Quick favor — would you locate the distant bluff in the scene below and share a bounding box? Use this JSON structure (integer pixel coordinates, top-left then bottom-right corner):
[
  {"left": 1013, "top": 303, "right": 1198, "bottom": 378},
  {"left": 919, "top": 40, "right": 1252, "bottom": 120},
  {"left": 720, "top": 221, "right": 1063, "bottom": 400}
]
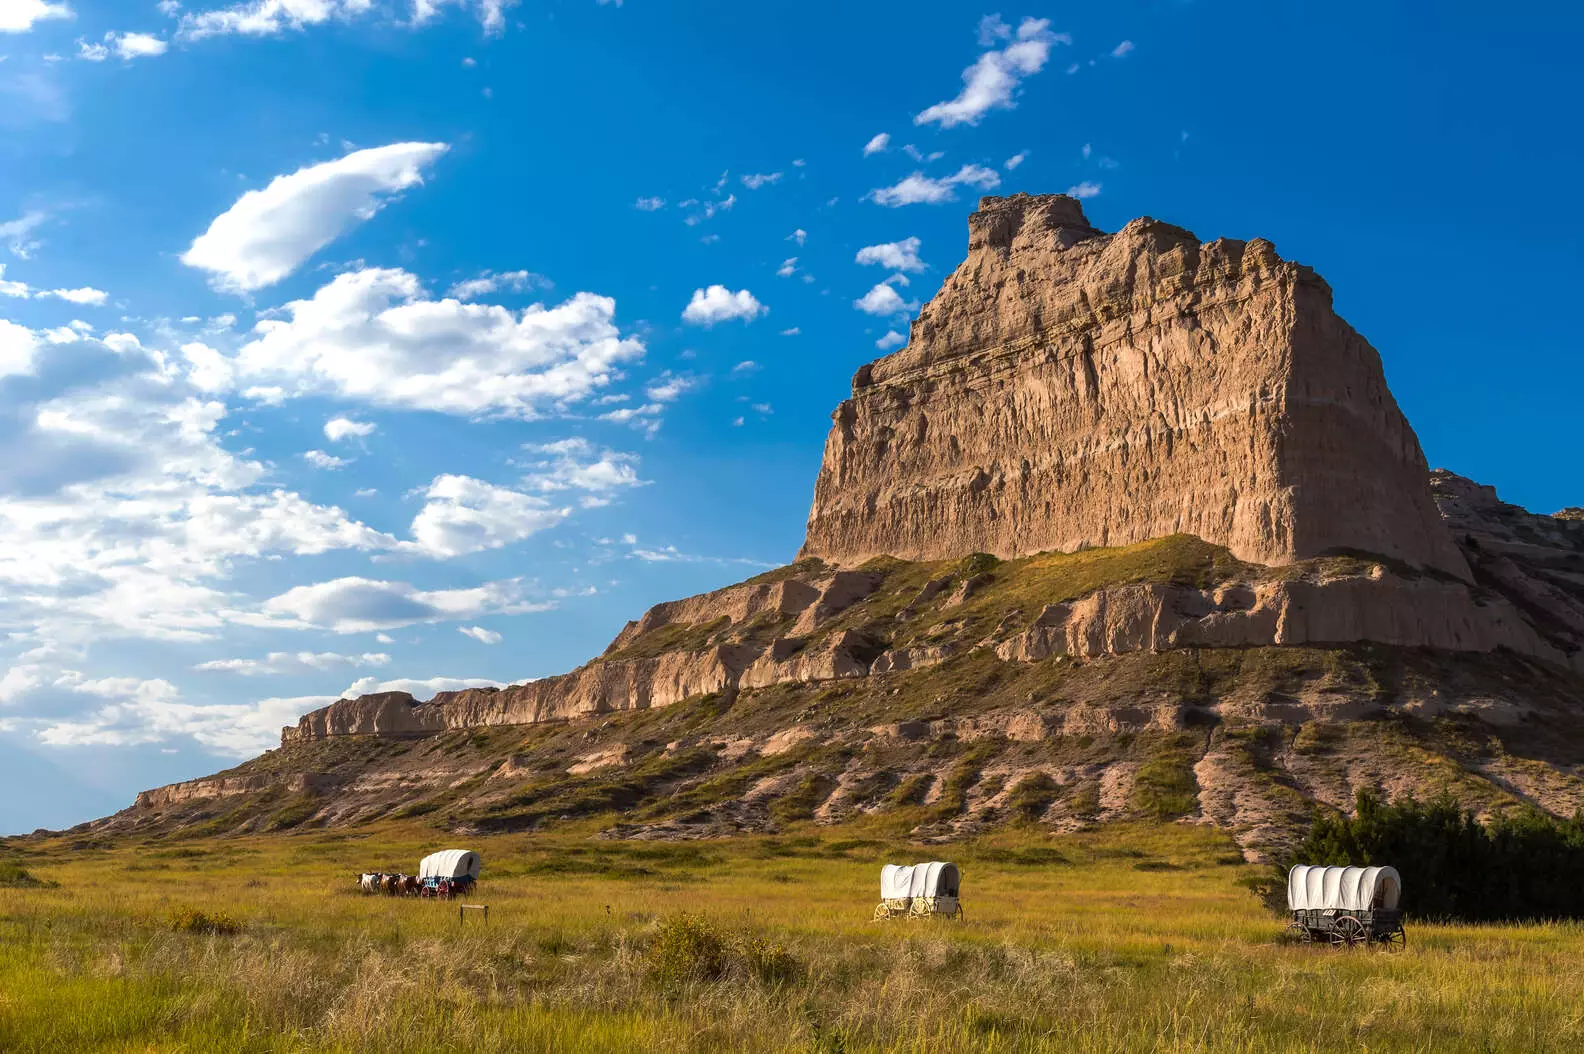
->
[{"left": 801, "top": 194, "right": 1468, "bottom": 578}]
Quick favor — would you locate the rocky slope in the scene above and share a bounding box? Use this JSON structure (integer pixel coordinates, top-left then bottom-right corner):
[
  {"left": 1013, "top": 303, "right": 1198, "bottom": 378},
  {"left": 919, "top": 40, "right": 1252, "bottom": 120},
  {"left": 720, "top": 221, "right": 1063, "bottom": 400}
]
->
[
  {"left": 107, "top": 515, "right": 1584, "bottom": 858},
  {"left": 801, "top": 194, "right": 1467, "bottom": 577},
  {"left": 93, "top": 195, "right": 1584, "bottom": 857}
]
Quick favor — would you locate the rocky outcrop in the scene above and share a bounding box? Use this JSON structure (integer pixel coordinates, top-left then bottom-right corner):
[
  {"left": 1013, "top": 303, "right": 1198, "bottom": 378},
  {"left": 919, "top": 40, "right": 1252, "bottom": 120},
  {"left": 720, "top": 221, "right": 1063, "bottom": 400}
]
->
[
  {"left": 134, "top": 771, "right": 336, "bottom": 810},
  {"left": 1430, "top": 469, "right": 1584, "bottom": 664},
  {"left": 993, "top": 576, "right": 1570, "bottom": 668},
  {"left": 800, "top": 193, "right": 1468, "bottom": 579}
]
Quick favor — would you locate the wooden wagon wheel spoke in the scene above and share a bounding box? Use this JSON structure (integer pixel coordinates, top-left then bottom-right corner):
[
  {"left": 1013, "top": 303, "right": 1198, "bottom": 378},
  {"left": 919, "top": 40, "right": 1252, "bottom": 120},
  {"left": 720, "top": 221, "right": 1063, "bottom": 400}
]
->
[
  {"left": 1330, "top": 916, "right": 1367, "bottom": 949},
  {"left": 1283, "top": 921, "right": 1313, "bottom": 945},
  {"left": 1382, "top": 925, "right": 1407, "bottom": 952}
]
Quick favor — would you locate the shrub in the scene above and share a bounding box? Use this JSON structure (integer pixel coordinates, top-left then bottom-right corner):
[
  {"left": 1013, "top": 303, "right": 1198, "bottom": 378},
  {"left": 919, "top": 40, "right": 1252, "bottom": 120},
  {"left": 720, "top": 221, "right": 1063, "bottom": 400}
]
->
[
  {"left": 648, "top": 913, "right": 727, "bottom": 986},
  {"left": 738, "top": 934, "right": 801, "bottom": 985},
  {"left": 167, "top": 908, "right": 243, "bottom": 935},
  {"left": 0, "top": 861, "right": 53, "bottom": 888},
  {"left": 1007, "top": 773, "right": 1059, "bottom": 823},
  {"left": 1277, "top": 789, "right": 1584, "bottom": 921}
]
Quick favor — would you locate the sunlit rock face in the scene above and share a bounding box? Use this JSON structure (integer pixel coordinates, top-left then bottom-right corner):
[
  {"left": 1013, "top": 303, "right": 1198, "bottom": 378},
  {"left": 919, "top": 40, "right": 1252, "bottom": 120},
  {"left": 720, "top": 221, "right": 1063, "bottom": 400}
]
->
[{"left": 800, "top": 193, "right": 1468, "bottom": 580}]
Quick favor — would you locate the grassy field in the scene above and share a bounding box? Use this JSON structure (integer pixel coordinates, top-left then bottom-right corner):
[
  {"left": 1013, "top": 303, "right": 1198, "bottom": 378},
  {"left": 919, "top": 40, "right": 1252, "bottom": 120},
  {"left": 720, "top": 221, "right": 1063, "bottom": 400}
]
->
[{"left": 3, "top": 820, "right": 1583, "bottom": 1052}]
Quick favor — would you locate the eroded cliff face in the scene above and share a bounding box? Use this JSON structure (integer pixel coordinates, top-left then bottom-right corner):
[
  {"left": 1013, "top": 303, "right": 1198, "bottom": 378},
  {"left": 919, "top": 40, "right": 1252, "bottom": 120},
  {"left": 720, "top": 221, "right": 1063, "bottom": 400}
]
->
[
  {"left": 799, "top": 194, "right": 1467, "bottom": 579},
  {"left": 278, "top": 533, "right": 1579, "bottom": 751}
]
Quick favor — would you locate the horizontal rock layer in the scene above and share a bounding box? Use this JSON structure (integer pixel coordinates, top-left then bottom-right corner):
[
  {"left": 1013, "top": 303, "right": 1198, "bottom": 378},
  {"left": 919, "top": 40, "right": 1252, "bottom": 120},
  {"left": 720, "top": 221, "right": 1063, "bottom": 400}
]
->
[
  {"left": 799, "top": 193, "right": 1468, "bottom": 579},
  {"left": 280, "top": 557, "right": 1574, "bottom": 749}
]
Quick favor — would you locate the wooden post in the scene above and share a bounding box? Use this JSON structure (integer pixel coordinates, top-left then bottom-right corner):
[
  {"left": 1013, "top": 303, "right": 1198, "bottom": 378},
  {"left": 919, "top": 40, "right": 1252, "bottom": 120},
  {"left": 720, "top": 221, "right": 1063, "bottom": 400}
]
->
[{"left": 459, "top": 903, "right": 488, "bottom": 925}]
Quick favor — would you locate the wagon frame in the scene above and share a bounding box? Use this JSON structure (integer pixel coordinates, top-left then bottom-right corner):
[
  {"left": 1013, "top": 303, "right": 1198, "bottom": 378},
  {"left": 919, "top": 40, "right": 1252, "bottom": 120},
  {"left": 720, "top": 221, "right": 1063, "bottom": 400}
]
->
[
  {"left": 872, "top": 862, "right": 964, "bottom": 922},
  {"left": 1284, "top": 865, "right": 1405, "bottom": 950}
]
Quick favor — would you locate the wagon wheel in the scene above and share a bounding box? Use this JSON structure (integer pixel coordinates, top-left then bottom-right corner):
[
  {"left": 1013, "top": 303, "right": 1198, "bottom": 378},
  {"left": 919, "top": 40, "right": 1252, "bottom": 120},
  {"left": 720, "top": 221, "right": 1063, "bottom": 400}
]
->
[
  {"left": 1330, "top": 916, "right": 1367, "bottom": 949},
  {"left": 1381, "top": 924, "right": 1406, "bottom": 952},
  {"left": 872, "top": 903, "right": 891, "bottom": 922},
  {"left": 1283, "top": 921, "right": 1313, "bottom": 945}
]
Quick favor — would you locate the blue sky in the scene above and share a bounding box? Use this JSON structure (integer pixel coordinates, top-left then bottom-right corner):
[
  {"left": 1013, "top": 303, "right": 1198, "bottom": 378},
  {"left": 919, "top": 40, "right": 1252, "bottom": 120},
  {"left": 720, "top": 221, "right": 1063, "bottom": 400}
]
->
[{"left": 1, "top": 0, "right": 1579, "bottom": 833}]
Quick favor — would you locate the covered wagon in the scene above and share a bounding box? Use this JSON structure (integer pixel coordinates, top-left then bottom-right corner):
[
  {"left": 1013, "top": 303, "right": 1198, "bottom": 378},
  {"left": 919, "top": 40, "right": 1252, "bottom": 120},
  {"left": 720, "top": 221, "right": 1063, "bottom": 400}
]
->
[
  {"left": 418, "top": 848, "right": 481, "bottom": 898},
  {"left": 1285, "top": 864, "right": 1404, "bottom": 949},
  {"left": 873, "top": 862, "right": 963, "bottom": 921}
]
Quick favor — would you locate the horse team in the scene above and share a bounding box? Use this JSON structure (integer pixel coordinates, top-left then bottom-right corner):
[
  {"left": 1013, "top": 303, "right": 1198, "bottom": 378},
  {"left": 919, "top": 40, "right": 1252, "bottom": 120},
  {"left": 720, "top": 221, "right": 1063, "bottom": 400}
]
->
[
  {"left": 356, "top": 871, "right": 475, "bottom": 898},
  {"left": 358, "top": 872, "right": 420, "bottom": 896}
]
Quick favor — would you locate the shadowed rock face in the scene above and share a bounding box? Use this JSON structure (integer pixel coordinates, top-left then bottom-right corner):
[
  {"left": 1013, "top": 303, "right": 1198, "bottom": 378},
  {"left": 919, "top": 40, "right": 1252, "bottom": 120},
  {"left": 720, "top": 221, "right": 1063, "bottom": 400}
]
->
[{"left": 800, "top": 193, "right": 1468, "bottom": 579}]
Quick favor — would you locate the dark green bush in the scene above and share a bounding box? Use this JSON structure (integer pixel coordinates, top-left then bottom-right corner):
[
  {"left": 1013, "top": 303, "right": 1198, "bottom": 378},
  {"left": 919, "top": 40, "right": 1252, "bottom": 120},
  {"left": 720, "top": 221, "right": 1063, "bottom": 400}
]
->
[{"left": 1279, "top": 789, "right": 1584, "bottom": 921}]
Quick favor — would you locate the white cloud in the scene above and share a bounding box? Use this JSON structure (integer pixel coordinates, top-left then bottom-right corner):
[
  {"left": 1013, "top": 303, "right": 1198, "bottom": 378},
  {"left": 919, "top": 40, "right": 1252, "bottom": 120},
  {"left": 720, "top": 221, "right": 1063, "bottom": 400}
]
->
[
  {"left": 916, "top": 17, "right": 1066, "bottom": 128},
  {"left": 1111, "top": 39, "right": 1134, "bottom": 58},
  {"left": 854, "top": 282, "right": 918, "bottom": 317},
  {"left": 182, "top": 141, "right": 448, "bottom": 292},
  {"left": 341, "top": 674, "right": 505, "bottom": 699},
  {"left": 644, "top": 372, "right": 698, "bottom": 402},
  {"left": 324, "top": 416, "right": 374, "bottom": 442},
  {"left": 446, "top": 269, "right": 548, "bottom": 300},
  {"left": 682, "top": 194, "right": 735, "bottom": 226},
  {"left": 0, "top": 319, "right": 42, "bottom": 378},
  {"left": 35, "top": 677, "right": 329, "bottom": 756},
  {"left": 1, "top": 0, "right": 72, "bottom": 33},
  {"left": 263, "top": 575, "right": 546, "bottom": 633},
  {"left": 682, "top": 285, "right": 764, "bottom": 326},
  {"left": 233, "top": 267, "right": 644, "bottom": 417},
  {"left": 776, "top": 256, "right": 798, "bottom": 277},
  {"left": 862, "top": 132, "right": 890, "bottom": 156},
  {"left": 0, "top": 265, "right": 30, "bottom": 298},
  {"left": 902, "top": 144, "right": 945, "bottom": 163},
  {"left": 302, "top": 449, "right": 349, "bottom": 469},
  {"left": 404, "top": 475, "right": 568, "bottom": 558},
  {"left": 977, "top": 13, "right": 1009, "bottom": 45},
  {"left": 178, "top": 0, "right": 374, "bottom": 41},
  {"left": 195, "top": 651, "right": 390, "bottom": 675},
  {"left": 867, "top": 164, "right": 1000, "bottom": 207},
  {"left": 457, "top": 625, "right": 500, "bottom": 644},
  {"left": 522, "top": 437, "right": 645, "bottom": 492},
  {"left": 99, "top": 31, "right": 167, "bottom": 59},
  {"left": 1066, "top": 181, "right": 1102, "bottom": 199},
  {"left": 634, "top": 196, "right": 665, "bottom": 211},
  {"left": 1005, "top": 150, "right": 1028, "bottom": 170},
  {"left": 876, "top": 330, "right": 906, "bottom": 351},
  {"left": 0, "top": 210, "right": 49, "bottom": 258},
  {"left": 786, "top": 228, "right": 807, "bottom": 245},
  {"left": 598, "top": 403, "right": 661, "bottom": 424},
  {"left": 731, "top": 360, "right": 758, "bottom": 373},
  {"left": 779, "top": 327, "right": 799, "bottom": 337},
  {"left": 855, "top": 236, "right": 924, "bottom": 272},
  {"left": 77, "top": 39, "right": 108, "bottom": 60},
  {"left": 41, "top": 286, "right": 108, "bottom": 304},
  {"left": 0, "top": 664, "right": 43, "bottom": 704},
  {"left": 179, "top": 341, "right": 234, "bottom": 393},
  {"left": 740, "top": 172, "right": 781, "bottom": 189},
  {"left": 0, "top": 354, "right": 399, "bottom": 645}
]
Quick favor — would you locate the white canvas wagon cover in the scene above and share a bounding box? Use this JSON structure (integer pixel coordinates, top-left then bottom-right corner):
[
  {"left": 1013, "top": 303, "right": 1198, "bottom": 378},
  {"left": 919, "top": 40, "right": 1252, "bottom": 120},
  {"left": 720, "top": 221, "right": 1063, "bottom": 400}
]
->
[
  {"left": 1287, "top": 865, "right": 1401, "bottom": 912},
  {"left": 418, "top": 849, "right": 481, "bottom": 880},
  {"left": 881, "top": 862, "right": 961, "bottom": 900}
]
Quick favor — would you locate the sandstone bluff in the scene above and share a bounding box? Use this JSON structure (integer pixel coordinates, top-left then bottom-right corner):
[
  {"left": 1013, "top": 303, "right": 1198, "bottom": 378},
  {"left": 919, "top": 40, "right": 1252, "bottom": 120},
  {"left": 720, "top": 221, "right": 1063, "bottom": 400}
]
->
[{"left": 109, "top": 195, "right": 1584, "bottom": 856}]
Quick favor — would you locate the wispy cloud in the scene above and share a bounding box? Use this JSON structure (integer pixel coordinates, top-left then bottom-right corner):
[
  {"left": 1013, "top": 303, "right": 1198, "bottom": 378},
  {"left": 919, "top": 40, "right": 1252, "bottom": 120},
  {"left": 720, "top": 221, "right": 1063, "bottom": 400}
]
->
[{"left": 916, "top": 17, "right": 1068, "bottom": 128}]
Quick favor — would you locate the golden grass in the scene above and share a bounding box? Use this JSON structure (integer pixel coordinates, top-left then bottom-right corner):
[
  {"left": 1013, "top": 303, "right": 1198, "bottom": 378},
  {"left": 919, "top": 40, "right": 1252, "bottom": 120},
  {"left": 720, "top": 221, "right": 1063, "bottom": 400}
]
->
[{"left": 3, "top": 821, "right": 1584, "bottom": 1052}]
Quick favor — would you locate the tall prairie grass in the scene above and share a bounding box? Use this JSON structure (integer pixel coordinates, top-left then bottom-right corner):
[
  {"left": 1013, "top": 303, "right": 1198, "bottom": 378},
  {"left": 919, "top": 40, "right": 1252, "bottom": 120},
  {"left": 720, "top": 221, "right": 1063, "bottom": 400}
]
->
[{"left": 2, "top": 821, "right": 1582, "bottom": 1051}]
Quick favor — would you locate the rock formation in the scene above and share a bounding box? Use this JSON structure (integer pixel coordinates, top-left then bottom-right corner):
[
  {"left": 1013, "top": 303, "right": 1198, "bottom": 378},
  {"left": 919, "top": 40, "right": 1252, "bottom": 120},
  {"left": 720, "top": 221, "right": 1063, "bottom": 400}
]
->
[
  {"left": 800, "top": 194, "right": 1468, "bottom": 578},
  {"left": 104, "top": 193, "right": 1584, "bottom": 854}
]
